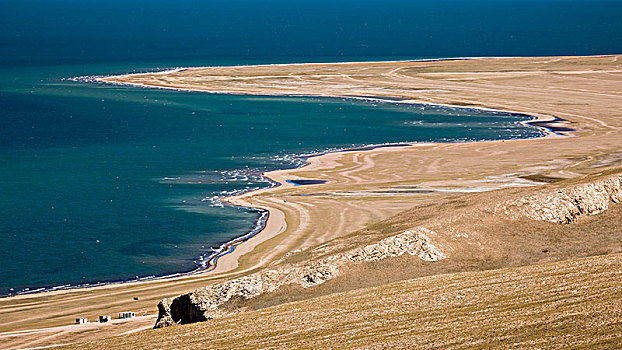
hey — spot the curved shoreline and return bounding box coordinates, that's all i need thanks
[0,106,549,298]
[3,57,566,297]
[107,56,596,277]
[1,136,545,298]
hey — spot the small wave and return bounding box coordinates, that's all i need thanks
[62,75,104,83]
[195,209,269,270]
[159,168,269,185]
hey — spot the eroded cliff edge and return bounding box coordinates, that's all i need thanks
[154,173,621,329]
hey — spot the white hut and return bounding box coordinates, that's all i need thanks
[75,317,88,324]
[118,311,135,319]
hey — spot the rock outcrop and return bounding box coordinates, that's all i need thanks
[345,228,445,262]
[495,174,621,223]
[154,298,174,328]
[154,227,445,328]
[153,174,622,329]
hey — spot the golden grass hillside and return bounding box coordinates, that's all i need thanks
[62,253,622,349]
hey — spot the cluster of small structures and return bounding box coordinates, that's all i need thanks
[75,312,135,325]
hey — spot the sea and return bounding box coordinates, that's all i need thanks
[1,0,620,295]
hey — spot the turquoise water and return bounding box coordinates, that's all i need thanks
[1,0,620,295]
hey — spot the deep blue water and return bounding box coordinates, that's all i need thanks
[0,0,620,295]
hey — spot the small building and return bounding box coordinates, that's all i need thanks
[75,317,88,324]
[99,315,112,323]
[118,311,135,319]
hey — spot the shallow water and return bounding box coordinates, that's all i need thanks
[1,0,620,295]
[0,72,542,294]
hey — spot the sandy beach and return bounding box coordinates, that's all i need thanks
[103,55,619,276]
[2,55,621,349]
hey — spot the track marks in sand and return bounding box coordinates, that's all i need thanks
[333,152,379,185]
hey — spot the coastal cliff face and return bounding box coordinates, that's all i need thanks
[154,173,621,329]
[495,174,622,223]
[154,228,445,328]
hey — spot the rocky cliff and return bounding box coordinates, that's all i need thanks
[495,174,622,223]
[154,173,621,329]
[154,228,444,328]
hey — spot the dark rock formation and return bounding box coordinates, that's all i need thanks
[154,293,211,329]
[170,294,209,325]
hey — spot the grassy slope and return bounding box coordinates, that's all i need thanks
[63,253,622,349]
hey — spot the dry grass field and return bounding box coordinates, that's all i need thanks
[62,254,622,349]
